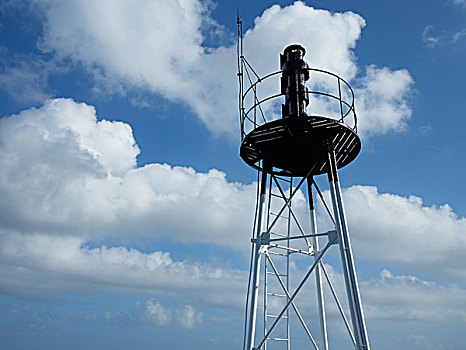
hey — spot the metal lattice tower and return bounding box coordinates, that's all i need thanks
[237,15,370,350]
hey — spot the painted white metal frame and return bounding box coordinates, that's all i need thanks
[244,152,370,350]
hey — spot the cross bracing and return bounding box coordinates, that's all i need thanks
[242,155,369,350]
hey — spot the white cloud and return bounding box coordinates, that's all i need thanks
[405,334,449,350]
[421,24,466,48]
[422,25,440,48]
[132,299,202,328]
[452,28,466,42]
[0,231,246,308]
[0,60,49,103]
[0,97,139,177]
[0,98,464,337]
[37,0,231,133]
[302,265,466,324]
[354,65,413,137]
[105,311,112,320]
[176,304,203,329]
[0,49,63,104]
[0,98,256,248]
[2,228,466,327]
[34,1,414,137]
[341,186,466,281]
[362,270,466,322]
[1,98,465,284]
[134,299,172,326]
[241,3,365,80]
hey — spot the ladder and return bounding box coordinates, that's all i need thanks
[263,175,294,350]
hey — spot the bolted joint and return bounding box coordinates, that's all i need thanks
[250,231,270,245]
[260,231,270,245]
[327,229,339,245]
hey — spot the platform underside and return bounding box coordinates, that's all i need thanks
[240,115,361,176]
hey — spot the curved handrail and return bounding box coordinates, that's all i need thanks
[239,66,358,140]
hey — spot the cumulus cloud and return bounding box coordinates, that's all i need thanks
[0,231,245,308]
[37,0,233,133]
[132,299,203,328]
[299,264,466,324]
[0,97,464,332]
[362,270,466,322]
[2,229,465,326]
[354,65,413,137]
[241,2,365,80]
[33,1,413,137]
[341,186,466,281]
[134,299,172,327]
[1,98,465,283]
[176,304,203,329]
[0,97,139,177]
[0,98,256,248]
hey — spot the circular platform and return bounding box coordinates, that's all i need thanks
[240,115,361,177]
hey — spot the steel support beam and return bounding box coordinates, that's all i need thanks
[308,178,328,350]
[327,149,370,350]
[247,167,268,350]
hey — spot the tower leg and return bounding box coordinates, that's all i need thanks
[307,177,328,350]
[328,149,370,350]
[247,168,268,350]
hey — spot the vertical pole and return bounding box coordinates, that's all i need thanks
[327,151,360,348]
[327,149,370,350]
[247,166,269,350]
[307,177,328,350]
[286,179,292,350]
[332,160,370,349]
[263,255,268,350]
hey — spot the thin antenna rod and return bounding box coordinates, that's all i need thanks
[237,10,245,139]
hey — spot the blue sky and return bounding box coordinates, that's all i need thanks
[0,1,465,349]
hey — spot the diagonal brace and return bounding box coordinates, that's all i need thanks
[265,252,319,349]
[254,237,336,350]
[321,261,356,345]
[266,163,317,236]
[272,175,312,248]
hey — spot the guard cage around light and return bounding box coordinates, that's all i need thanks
[239,66,358,141]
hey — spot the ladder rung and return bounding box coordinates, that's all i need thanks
[266,292,287,297]
[271,193,285,199]
[267,337,289,341]
[270,212,289,219]
[266,271,287,277]
[274,176,292,183]
[269,243,313,256]
[270,231,287,237]
[266,314,288,319]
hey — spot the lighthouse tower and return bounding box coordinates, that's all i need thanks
[237,17,370,350]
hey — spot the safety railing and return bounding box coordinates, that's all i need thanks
[238,66,358,141]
